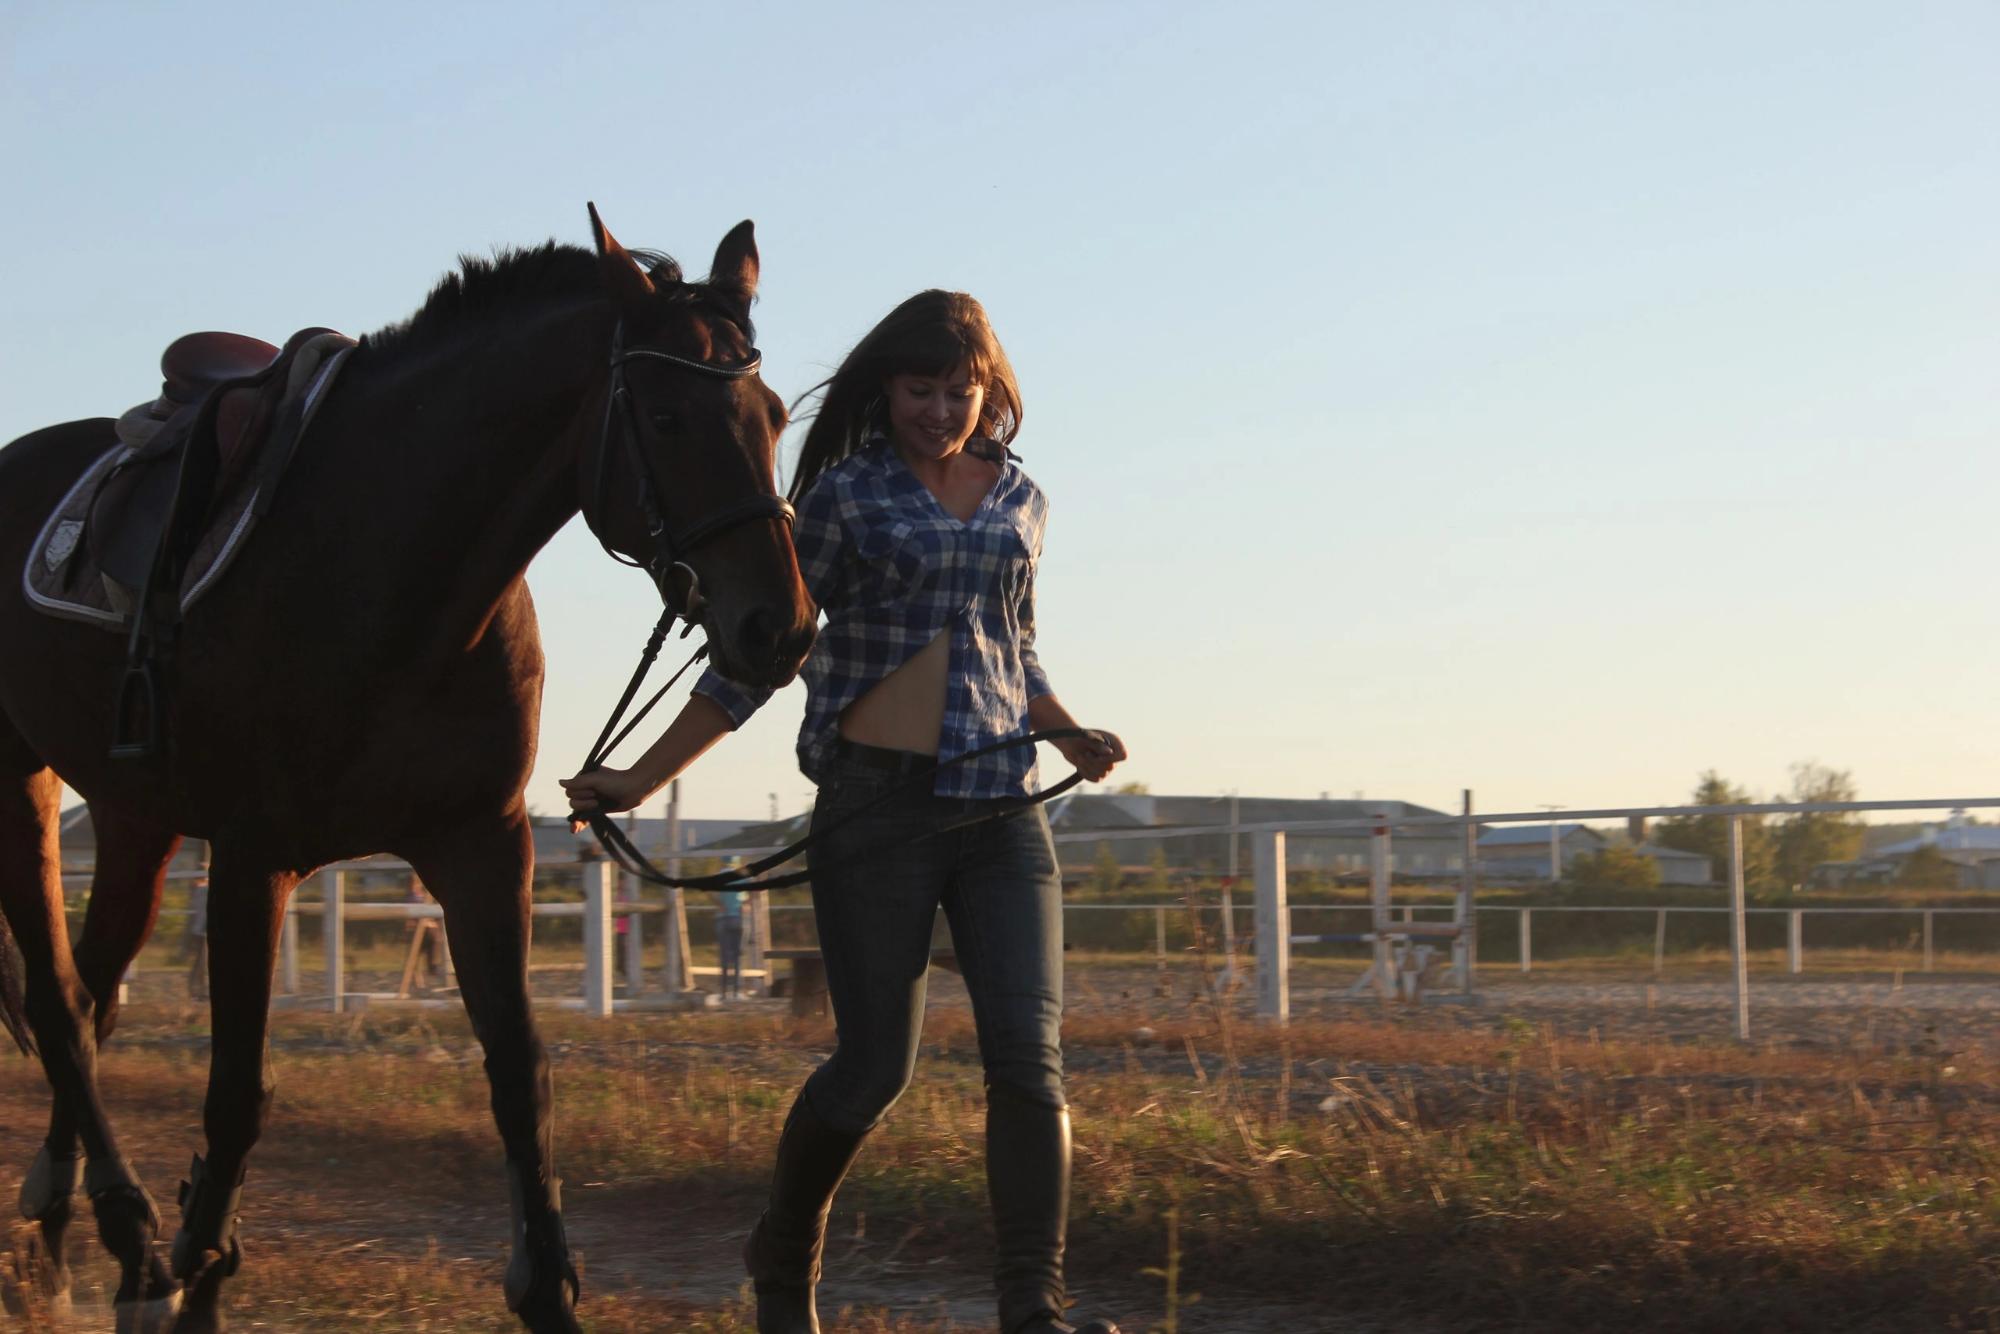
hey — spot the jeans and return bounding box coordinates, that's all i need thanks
[716,919,743,997]
[801,751,1066,1134]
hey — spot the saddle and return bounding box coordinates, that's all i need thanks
[23,327,356,758]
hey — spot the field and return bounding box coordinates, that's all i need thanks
[3,943,1998,1332]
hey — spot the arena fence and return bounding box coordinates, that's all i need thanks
[56,794,2000,1039]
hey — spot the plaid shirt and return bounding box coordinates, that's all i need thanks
[694,436,1053,798]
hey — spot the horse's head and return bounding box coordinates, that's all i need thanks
[579,206,816,690]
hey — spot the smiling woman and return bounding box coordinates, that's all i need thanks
[563,289,1126,1334]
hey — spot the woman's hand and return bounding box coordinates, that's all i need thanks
[1053,730,1127,783]
[559,766,655,833]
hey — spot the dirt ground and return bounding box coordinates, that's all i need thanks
[3,957,1994,1331]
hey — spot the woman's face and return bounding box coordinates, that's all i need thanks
[885,366,985,463]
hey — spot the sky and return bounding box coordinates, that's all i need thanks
[4,2,1994,827]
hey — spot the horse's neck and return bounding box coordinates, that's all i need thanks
[350,302,606,648]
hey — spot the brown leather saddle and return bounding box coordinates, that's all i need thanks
[83,327,354,759]
[91,329,334,594]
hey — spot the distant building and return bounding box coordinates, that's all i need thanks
[1811,814,2000,890]
[1477,823,1712,883]
[694,792,1469,880]
[1477,823,1605,880]
[1634,844,1712,885]
[540,813,758,867]
[1044,793,1464,878]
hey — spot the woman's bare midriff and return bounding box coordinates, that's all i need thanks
[839,629,950,755]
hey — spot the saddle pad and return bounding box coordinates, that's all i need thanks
[22,338,354,631]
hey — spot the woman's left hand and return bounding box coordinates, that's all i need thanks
[1054,730,1126,783]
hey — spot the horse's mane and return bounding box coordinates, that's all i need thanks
[359,242,694,359]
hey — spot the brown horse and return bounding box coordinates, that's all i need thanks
[0,210,816,1332]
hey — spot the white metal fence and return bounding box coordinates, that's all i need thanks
[57,793,2000,1040]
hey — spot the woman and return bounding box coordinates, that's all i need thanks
[564,290,1125,1334]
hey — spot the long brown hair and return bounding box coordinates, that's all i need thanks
[788,290,1022,502]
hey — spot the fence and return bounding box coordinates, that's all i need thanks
[57,793,2000,1040]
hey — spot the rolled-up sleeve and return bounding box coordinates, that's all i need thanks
[692,478,845,727]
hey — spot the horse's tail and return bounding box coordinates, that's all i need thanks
[0,911,32,1055]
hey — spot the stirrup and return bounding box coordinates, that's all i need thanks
[109,662,160,761]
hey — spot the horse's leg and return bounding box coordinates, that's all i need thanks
[166,851,294,1334]
[0,752,174,1330]
[403,807,580,1334]
[33,808,181,1319]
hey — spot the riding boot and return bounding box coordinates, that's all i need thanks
[987,1085,1122,1334]
[744,1088,869,1334]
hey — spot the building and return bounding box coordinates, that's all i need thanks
[1045,793,1465,879]
[1813,814,2000,890]
[1635,844,1712,885]
[1476,823,1605,880]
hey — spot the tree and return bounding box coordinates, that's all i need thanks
[1773,762,1864,889]
[1563,845,1661,894]
[1653,771,1777,888]
[1113,781,1150,795]
[1089,841,1123,896]
[1896,844,1960,890]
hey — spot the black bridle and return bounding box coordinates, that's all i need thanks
[587,321,795,616]
[575,322,1097,894]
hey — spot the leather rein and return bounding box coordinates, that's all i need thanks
[575,324,1093,893]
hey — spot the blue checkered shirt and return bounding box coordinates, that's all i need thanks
[693,436,1053,798]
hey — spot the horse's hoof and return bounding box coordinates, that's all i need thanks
[518,1305,583,1334]
[115,1288,182,1334]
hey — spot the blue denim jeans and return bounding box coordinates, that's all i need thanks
[801,751,1066,1134]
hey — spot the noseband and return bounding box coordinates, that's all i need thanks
[589,322,796,618]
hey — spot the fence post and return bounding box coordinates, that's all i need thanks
[281,903,299,995]
[1923,909,1934,972]
[745,888,770,997]
[1654,908,1667,975]
[1788,909,1803,975]
[1519,908,1532,974]
[1253,831,1289,1023]
[1456,790,1477,994]
[621,870,646,995]
[582,860,615,1017]
[1222,792,1239,988]
[1729,816,1750,1042]
[323,868,345,1014]
[1367,816,1394,1000]
[1153,904,1169,995]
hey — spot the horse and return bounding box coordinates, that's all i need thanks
[0,208,817,1332]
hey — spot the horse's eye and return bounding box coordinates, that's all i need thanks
[650,411,678,433]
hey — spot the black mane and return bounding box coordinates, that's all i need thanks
[360,242,694,359]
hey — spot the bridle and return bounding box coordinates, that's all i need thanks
[587,320,795,618]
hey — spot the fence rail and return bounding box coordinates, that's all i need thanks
[57,793,2000,1041]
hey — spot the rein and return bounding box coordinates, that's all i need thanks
[576,613,1093,892]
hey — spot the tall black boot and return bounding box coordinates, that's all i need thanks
[744,1088,869,1334]
[987,1085,1121,1334]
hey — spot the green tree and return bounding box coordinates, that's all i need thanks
[1773,762,1864,889]
[1563,845,1661,894]
[1896,844,1960,890]
[1143,847,1172,897]
[1113,781,1150,795]
[1089,841,1123,896]
[1653,771,1777,888]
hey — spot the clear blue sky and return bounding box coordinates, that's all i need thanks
[5,2,1994,825]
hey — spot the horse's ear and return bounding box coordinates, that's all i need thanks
[708,220,760,310]
[587,201,654,306]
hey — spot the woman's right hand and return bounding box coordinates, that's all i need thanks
[560,766,655,833]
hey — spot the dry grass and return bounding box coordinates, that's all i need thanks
[3,963,1998,1331]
